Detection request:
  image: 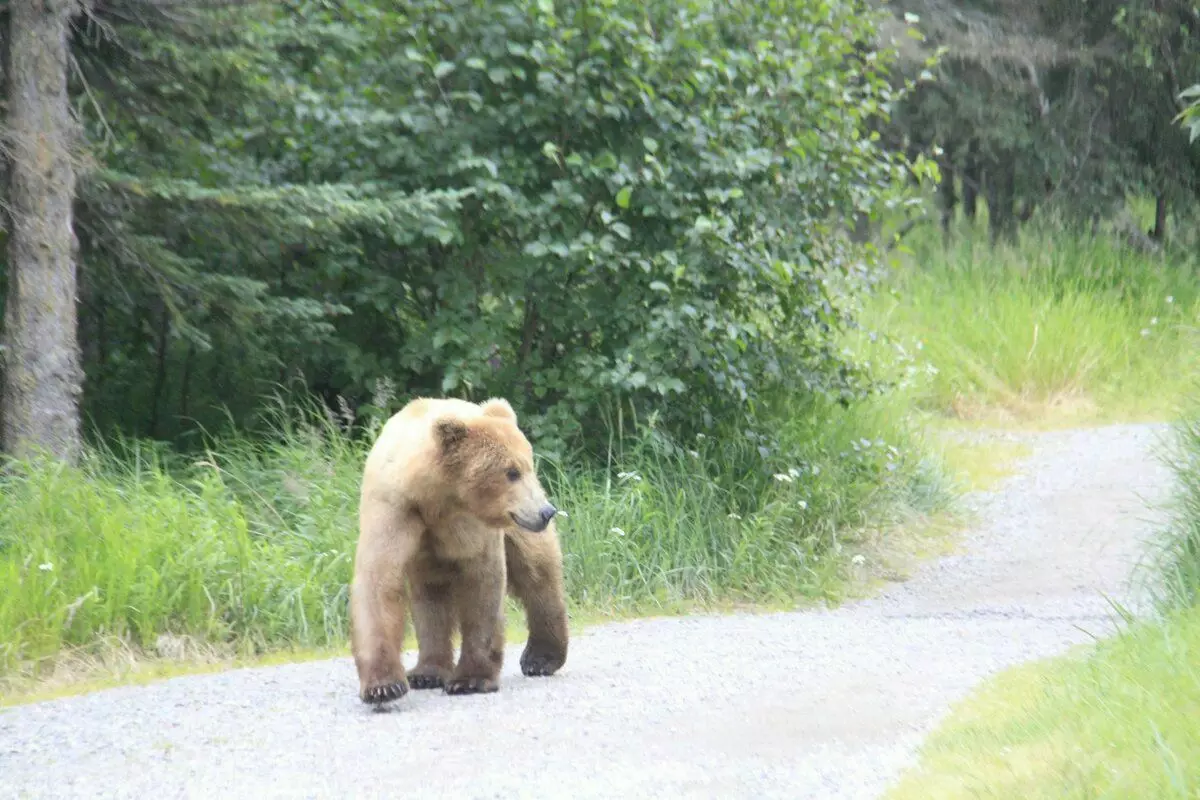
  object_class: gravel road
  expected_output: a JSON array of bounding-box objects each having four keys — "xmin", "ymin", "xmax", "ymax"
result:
[{"xmin": 0, "ymin": 422, "xmax": 1174, "ymax": 800}]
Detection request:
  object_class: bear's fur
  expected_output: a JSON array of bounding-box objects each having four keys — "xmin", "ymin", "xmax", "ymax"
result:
[{"xmin": 349, "ymin": 396, "xmax": 569, "ymax": 704}]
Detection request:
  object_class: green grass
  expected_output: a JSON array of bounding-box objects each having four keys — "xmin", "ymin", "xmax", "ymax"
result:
[
  {"xmin": 1147, "ymin": 403, "xmax": 1200, "ymax": 611},
  {"xmin": 858, "ymin": 223, "xmax": 1200, "ymax": 426},
  {"xmin": 0, "ymin": 388, "xmax": 954, "ymax": 698},
  {"xmin": 885, "ymin": 605, "xmax": 1200, "ymax": 799}
]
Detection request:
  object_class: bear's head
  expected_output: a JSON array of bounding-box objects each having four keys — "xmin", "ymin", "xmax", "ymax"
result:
[{"xmin": 433, "ymin": 398, "xmax": 558, "ymax": 533}]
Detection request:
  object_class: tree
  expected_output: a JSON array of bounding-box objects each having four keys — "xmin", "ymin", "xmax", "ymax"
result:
[
  {"xmin": 881, "ymin": 0, "xmax": 1200, "ymax": 243},
  {"xmin": 1, "ymin": 0, "xmax": 85, "ymax": 464}
]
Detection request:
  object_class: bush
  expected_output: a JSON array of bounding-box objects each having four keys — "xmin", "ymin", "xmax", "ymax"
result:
[{"xmin": 68, "ymin": 0, "xmax": 925, "ymax": 453}]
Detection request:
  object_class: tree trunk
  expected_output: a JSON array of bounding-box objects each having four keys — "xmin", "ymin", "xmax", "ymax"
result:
[
  {"xmin": 939, "ymin": 157, "xmax": 957, "ymax": 239},
  {"xmin": 148, "ymin": 301, "xmax": 170, "ymax": 439},
  {"xmin": 1, "ymin": 0, "xmax": 85, "ymax": 463},
  {"xmin": 986, "ymin": 157, "xmax": 1017, "ymax": 244},
  {"xmin": 1151, "ymin": 193, "xmax": 1167, "ymax": 241},
  {"xmin": 962, "ymin": 139, "xmax": 980, "ymax": 223}
]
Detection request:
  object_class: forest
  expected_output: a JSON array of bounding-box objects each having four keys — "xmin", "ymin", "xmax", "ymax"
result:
[{"xmin": 2, "ymin": 4, "xmax": 1200, "ymax": 780}]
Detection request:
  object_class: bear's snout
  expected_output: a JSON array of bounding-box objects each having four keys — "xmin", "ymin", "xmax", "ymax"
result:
[{"xmin": 511, "ymin": 503, "xmax": 558, "ymax": 533}]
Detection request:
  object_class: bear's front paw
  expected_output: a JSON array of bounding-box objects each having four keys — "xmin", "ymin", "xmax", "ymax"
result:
[
  {"xmin": 444, "ymin": 676, "xmax": 499, "ymax": 695},
  {"xmin": 520, "ymin": 642, "xmax": 566, "ymax": 677},
  {"xmin": 361, "ymin": 679, "xmax": 409, "ymax": 705},
  {"xmin": 407, "ymin": 672, "xmax": 445, "ymax": 690}
]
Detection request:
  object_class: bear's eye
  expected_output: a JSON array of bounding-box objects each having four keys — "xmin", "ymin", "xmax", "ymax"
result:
[{"xmin": 506, "ymin": 467, "xmax": 521, "ymax": 483}]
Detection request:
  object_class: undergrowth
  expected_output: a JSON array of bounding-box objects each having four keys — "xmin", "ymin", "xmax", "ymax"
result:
[
  {"xmin": 1148, "ymin": 396, "xmax": 1200, "ymax": 610},
  {"xmin": 859, "ymin": 222, "xmax": 1200, "ymax": 426},
  {"xmin": 0, "ymin": 388, "xmax": 952, "ymax": 691}
]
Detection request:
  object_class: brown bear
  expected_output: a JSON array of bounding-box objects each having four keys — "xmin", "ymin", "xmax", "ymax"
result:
[{"xmin": 349, "ymin": 396, "xmax": 569, "ymax": 704}]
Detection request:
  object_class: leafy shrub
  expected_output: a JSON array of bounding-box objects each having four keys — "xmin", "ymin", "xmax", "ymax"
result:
[{"xmin": 65, "ymin": 0, "xmax": 924, "ymax": 453}]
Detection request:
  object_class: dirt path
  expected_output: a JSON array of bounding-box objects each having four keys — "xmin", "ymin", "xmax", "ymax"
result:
[{"xmin": 0, "ymin": 423, "xmax": 1173, "ymax": 799}]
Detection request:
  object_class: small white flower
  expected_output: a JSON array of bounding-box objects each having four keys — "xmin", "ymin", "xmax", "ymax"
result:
[
  {"xmin": 727, "ymin": 512, "xmax": 742, "ymax": 520},
  {"xmin": 689, "ymin": 450, "xmax": 700, "ymax": 458},
  {"xmin": 609, "ymin": 526, "xmax": 626, "ymax": 537},
  {"xmin": 851, "ymin": 554, "xmax": 866, "ymax": 565},
  {"xmin": 1151, "ymin": 317, "xmax": 1159, "ymax": 326},
  {"xmin": 38, "ymin": 562, "xmax": 53, "ymax": 572},
  {"xmin": 797, "ymin": 500, "xmax": 808, "ymax": 510},
  {"xmin": 1167, "ymin": 295, "xmax": 1175, "ymax": 304},
  {"xmin": 773, "ymin": 473, "xmax": 794, "ymax": 483}
]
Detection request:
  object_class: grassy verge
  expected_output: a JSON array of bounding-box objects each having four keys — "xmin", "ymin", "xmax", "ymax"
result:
[
  {"xmin": 885, "ymin": 605, "xmax": 1200, "ymax": 799},
  {"xmin": 885, "ymin": 396, "xmax": 1200, "ymax": 799},
  {"xmin": 0, "ymin": 383, "xmax": 957, "ymax": 703}
]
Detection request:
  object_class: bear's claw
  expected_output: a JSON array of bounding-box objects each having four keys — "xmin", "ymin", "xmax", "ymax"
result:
[
  {"xmin": 408, "ymin": 673, "xmax": 445, "ymax": 690},
  {"xmin": 362, "ymin": 680, "xmax": 408, "ymax": 705},
  {"xmin": 445, "ymin": 676, "xmax": 499, "ymax": 695}
]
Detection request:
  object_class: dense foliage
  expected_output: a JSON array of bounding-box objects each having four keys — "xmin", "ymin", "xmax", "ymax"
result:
[
  {"xmin": 882, "ymin": 0, "xmax": 1200, "ymax": 240},
  {"xmin": 1, "ymin": 0, "xmax": 926, "ymax": 457}
]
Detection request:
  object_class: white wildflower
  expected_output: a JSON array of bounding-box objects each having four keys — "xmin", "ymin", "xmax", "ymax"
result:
[{"xmin": 609, "ymin": 526, "xmax": 626, "ymax": 537}]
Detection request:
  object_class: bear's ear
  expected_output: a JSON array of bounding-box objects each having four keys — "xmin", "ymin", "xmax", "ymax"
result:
[
  {"xmin": 434, "ymin": 418, "xmax": 470, "ymax": 450},
  {"xmin": 480, "ymin": 397, "xmax": 517, "ymax": 422}
]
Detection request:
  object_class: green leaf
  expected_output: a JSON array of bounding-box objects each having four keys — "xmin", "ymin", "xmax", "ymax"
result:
[
  {"xmin": 433, "ymin": 61, "xmax": 456, "ymax": 79},
  {"xmin": 615, "ymin": 186, "xmax": 632, "ymax": 209}
]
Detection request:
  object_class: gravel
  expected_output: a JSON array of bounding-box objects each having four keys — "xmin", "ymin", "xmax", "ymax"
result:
[{"xmin": 0, "ymin": 422, "xmax": 1175, "ymax": 800}]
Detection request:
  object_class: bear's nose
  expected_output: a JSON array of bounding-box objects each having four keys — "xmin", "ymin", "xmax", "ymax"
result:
[{"xmin": 539, "ymin": 504, "xmax": 558, "ymax": 525}]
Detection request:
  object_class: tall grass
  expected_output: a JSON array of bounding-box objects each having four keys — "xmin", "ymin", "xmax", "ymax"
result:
[
  {"xmin": 1146, "ymin": 394, "xmax": 1200, "ymax": 611},
  {"xmin": 860, "ymin": 224, "xmax": 1200, "ymax": 424},
  {"xmin": 0, "ymin": 390, "xmax": 951, "ymax": 684}
]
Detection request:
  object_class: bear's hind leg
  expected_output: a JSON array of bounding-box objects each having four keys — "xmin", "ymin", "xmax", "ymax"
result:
[
  {"xmin": 445, "ymin": 545, "xmax": 507, "ymax": 695},
  {"xmin": 407, "ymin": 578, "xmax": 456, "ymax": 690},
  {"xmin": 505, "ymin": 528, "xmax": 569, "ymax": 677},
  {"xmin": 350, "ymin": 506, "xmax": 418, "ymax": 705}
]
